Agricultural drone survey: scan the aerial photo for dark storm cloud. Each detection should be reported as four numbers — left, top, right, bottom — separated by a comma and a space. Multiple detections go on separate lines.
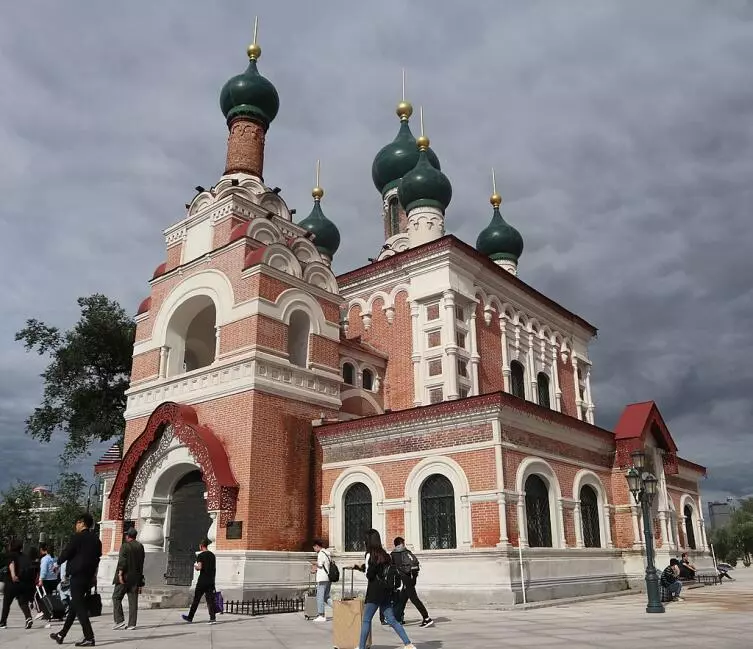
0, 2, 751, 505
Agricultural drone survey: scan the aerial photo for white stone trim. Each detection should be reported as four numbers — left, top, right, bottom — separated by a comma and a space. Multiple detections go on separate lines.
327, 466, 386, 553
404, 456, 472, 551
322, 440, 496, 470
515, 457, 565, 549
572, 469, 611, 549
679, 493, 704, 551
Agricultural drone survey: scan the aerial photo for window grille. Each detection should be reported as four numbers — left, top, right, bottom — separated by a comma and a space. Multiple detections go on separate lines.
537, 373, 551, 409
580, 485, 601, 548
510, 361, 526, 399
525, 475, 552, 547
420, 474, 456, 550
429, 387, 443, 404
344, 483, 372, 552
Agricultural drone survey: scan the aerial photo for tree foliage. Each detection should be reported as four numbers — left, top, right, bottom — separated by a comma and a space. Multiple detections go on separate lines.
16, 294, 135, 462
710, 497, 753, 566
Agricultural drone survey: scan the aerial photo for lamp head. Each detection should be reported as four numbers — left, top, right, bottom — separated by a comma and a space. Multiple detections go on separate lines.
626, 467, 641, 496
643, 472, 658, 502
631, 449, 646, 470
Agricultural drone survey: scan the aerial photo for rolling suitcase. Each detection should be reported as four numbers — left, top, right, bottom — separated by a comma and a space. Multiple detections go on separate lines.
304, 575, 318, 620
35, 585, 66, 621
333, 567, 370, 649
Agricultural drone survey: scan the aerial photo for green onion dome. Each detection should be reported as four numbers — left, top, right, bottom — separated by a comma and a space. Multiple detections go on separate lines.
298, 186, 341, 258
371, 102, 441, 195
397, 135, 452, 214
219, 42, 279, 128
476, 194, 524, 262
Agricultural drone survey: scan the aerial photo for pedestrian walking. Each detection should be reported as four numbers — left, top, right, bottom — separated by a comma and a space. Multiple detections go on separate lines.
181, 539, 217, 624
310, 539, 334, 622
0, 539, 35, 630
391, 536, 433, 627
112, 528, 145, 631
353, 529, 415, 649
39, 545, 59, 596
48, 512, 102, 647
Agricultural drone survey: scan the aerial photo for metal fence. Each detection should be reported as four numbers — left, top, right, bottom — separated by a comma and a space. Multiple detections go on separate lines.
224, 595, 305, 616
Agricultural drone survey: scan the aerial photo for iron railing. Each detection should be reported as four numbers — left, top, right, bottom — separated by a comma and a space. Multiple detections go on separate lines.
224, 595, 305, 616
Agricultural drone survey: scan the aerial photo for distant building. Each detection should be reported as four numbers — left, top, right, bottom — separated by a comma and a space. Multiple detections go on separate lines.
94, 443, 122, 517
708, 498, 739, 529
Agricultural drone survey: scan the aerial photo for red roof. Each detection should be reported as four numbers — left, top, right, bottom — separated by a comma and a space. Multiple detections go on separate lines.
244, 246, 267, 269
152, 262, 167, 279
614, 401, 677, 452
136, 296, 151, 315
337, 235, 598, 336
230, 222, 248, 243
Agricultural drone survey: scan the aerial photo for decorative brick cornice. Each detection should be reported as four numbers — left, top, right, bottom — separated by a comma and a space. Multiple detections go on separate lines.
317, 390, 614, 442
337, 235, 598, 336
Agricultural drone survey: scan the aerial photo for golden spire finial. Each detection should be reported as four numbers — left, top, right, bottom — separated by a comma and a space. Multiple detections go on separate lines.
312, 159, 324, 200
247, 16, 262, 60
490, 167, 502, 207
396, 68, 413, 121
416, 106, 430, 150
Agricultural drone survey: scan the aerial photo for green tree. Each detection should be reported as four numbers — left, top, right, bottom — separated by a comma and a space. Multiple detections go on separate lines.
16, 294, 135, 462
42, 473, 89, 552
0, 482, 38, 546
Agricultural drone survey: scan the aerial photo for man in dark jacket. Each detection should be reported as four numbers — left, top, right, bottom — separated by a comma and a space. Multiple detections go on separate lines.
49, 513, 102, 647
391, 537, 433, 627
112, 528, 145, 630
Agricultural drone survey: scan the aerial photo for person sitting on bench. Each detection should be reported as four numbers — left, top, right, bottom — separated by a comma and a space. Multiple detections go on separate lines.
679, 552, 697, 580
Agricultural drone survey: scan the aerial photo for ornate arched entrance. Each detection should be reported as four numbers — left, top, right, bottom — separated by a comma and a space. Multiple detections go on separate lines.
108, 402, 239, 580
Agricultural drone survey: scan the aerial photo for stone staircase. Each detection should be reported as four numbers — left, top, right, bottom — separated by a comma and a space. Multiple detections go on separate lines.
98, 585, 193, 610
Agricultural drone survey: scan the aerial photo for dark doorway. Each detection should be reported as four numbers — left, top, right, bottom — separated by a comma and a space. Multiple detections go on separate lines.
165, 470, 211, 586
684, 505, 696, 550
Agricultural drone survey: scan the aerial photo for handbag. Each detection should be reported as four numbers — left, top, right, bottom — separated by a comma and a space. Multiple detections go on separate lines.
86, 587, 102, 617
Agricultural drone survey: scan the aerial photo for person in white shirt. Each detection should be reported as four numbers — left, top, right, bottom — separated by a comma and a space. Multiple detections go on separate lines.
310, 539, 333, 622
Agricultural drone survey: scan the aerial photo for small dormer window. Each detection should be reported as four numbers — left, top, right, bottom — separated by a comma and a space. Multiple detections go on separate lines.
362, 368, 374, 391
342, 362, 355, 385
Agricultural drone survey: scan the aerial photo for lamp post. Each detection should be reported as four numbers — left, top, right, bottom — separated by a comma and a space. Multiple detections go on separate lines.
86, 483, 99, 513
626, 449, 664, 613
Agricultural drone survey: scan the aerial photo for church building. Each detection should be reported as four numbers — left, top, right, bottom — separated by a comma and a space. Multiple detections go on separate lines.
98, 32, 709, 606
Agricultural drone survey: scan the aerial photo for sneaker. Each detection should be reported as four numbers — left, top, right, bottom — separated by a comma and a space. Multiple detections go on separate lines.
207, 620, 217, 625
420, 618, 434, 627
0, 624, 6, 629
125, 626, 137, 630
112, 622, 127, 630
313, 615, 327, 622
26, 618, 34, 629
181, 615, 192, 623
404, 645, 417, 649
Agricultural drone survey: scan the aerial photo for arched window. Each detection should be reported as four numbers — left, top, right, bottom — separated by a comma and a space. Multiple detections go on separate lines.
510, 361, 526, 400
344, 483, 372, 552
525, 474, 552, 547
684, 504, 696, 550
387, 196, 400, 237
537, 373, 551, 409
420, 474, 456, 550
342, 363, 355, 385
287, 310, 310, 367
580, 485, 601, 548
362, 368, 374, 391
165, 295, 217, 377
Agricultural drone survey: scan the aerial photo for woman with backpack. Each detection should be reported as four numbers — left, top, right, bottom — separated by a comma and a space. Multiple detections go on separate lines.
0, 540, 34, 630
353, 529, 416, 649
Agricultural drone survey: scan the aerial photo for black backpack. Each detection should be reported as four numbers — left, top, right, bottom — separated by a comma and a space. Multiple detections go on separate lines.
327, 557, 340, 583
396, 549, 420, 577
17, 554, 36, 584
376, 559, 402, 592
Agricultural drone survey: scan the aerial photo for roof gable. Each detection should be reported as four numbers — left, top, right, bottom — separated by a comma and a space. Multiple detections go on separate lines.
614, 401, 678, 453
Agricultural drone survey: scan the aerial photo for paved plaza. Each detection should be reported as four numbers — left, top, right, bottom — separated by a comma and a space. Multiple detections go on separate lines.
2, 570, 751, 648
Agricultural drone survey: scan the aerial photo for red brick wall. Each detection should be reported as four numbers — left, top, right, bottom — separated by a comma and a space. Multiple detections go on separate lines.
131, 349, 160, 383
506, 500, 519, 546
166, 244, 182, 271
471, 502, 499, 547
346, 291, 414, 411
564, 508, 577, 547
475, 303, 505, 394
558, 354, 577, 417
386, 509, 405, 542
310, 334, 339, 369
212, 216, 247, 250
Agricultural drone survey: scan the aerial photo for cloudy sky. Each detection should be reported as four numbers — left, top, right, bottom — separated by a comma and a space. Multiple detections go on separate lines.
1, 1, 751, 507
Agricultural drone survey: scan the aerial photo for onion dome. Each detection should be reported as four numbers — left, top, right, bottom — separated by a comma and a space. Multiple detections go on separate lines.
371, 101, 441, 195
297, 166, 341, 259
476, 192, 524, 263
219, 36, 279, 129
397, 131, 452, 214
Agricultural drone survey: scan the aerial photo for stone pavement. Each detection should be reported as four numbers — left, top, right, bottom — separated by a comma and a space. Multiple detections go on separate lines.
2, 569, 751, 648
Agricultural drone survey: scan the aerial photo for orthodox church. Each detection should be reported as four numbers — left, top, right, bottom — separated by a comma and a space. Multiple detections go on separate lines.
97, 31, 710, 606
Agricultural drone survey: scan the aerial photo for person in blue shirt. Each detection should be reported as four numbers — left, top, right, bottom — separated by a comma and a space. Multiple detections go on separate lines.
38, 544, 59, 595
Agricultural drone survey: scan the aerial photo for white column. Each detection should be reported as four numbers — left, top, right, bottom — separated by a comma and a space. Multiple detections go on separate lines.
492, 420, 509, 547
442, 291, 459, 400
658, 511, 669, 549
557, 499, 567, 548
632, 505, 644, 548
604, 506, 614, 548
527, 334, 537, 402
551, 346, 562, 412
585, 368, 595, 424
517, 493, 528, 547
410, 303, 422, 406
214, 325, 221, 362
159, 346, 169, 379
469, 308, 480, 395
500, 316, 511, 392
574, 502, 584, 548
572, 355, 583, 420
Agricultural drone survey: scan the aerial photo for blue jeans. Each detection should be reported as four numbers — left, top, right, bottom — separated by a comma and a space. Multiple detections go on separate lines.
359, 601, 410, 648
316, 582, 332, 616
668, 581, 682, 598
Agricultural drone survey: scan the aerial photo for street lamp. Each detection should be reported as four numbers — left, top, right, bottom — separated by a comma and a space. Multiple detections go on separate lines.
86, 483, 99, 513
626, 449, 664, 614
